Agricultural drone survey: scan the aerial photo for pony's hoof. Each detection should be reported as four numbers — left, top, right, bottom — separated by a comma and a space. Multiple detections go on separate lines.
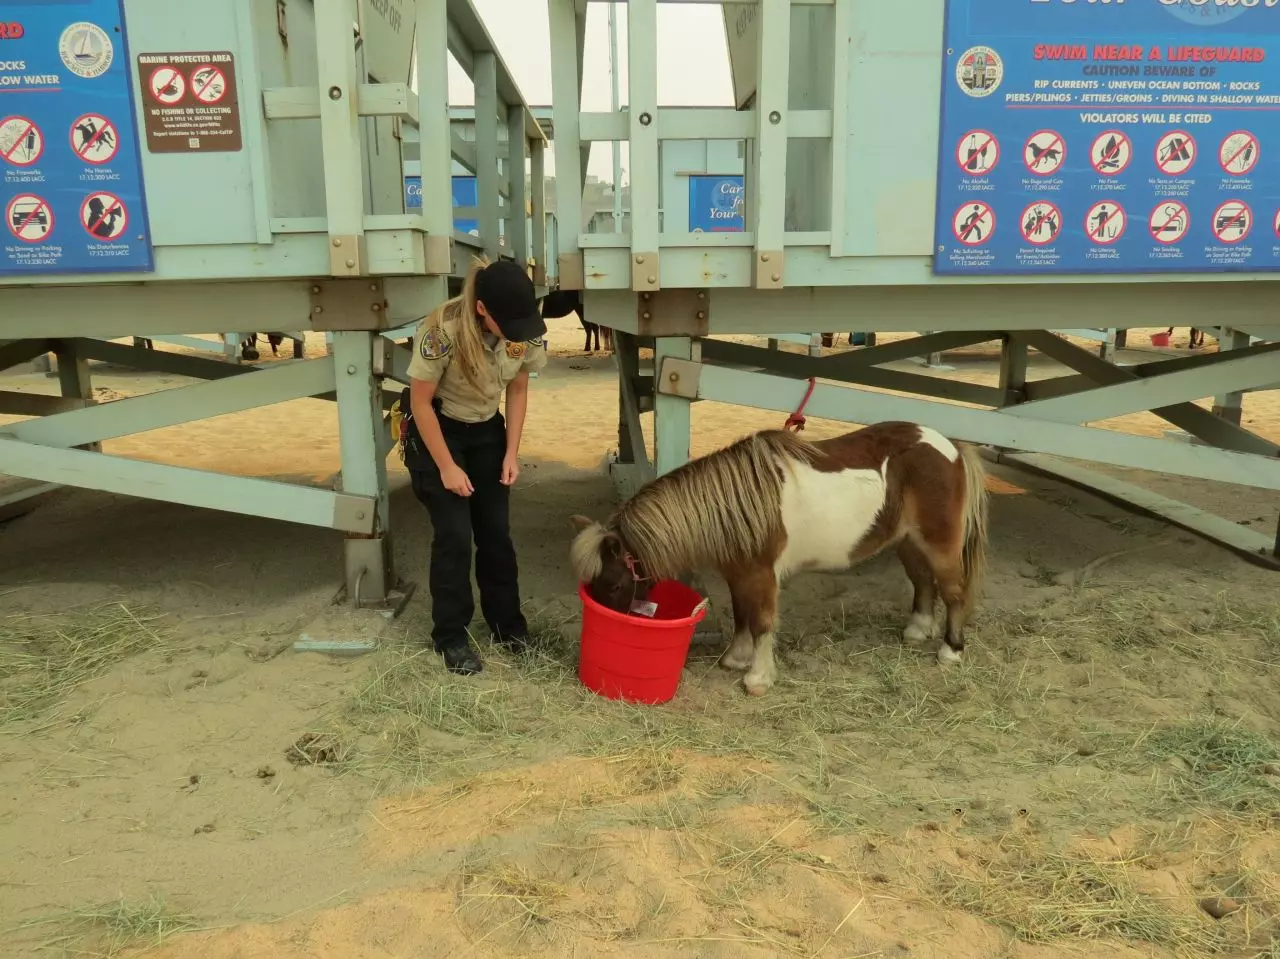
936, 644, 963, 666
903, 623, 930, 644
743, 673, 775, 696
719, 653, 753, 672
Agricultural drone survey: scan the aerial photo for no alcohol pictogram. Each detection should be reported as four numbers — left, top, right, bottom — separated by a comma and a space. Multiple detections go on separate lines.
1086, 201, 1126, 245
149, 66, 186, 105
71, 114, 119, 165
1091, 130, 1131, 176
957, 130, 999, 175
6, 194, 53, 243
1155, 131, 1196, 176
1212, 200, 1252, 244
1149, 202, 1190, 245
953, 202, 994, 246
0, 116, 44, 167
1020, 201, 1061, 246
191, 64, 228, 104
1219, 131, 1259, 176
1024, 130, 1065, 176
80, 192, 129, 241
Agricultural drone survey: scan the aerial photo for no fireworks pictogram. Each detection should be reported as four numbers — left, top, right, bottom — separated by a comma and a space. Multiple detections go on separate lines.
1219, 131, 1259, 176
149, 66, 185, 105
1212, 200, 1252, 244
1024, 130, 1065, 176
1149, 201, 1190, 245
80, 192, 129, 241
1090, 130, 1131, 176
957, 130, 999, 175
191, 64, 228, 104
71, 114, 119, 165
0, 116, 44, 168
1085, 201, 1126, 246
1155, 130, 1196, 177
5, 193, 53, 243
1020, 201, 1061, 247
953, 202, 994, 246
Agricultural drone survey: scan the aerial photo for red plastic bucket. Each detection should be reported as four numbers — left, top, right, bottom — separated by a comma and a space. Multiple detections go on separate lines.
577, 579, 708, 704
1150, 331, 1171, 347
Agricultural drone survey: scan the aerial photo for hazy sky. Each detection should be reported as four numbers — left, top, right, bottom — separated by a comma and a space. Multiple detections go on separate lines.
444, 1, 736, 183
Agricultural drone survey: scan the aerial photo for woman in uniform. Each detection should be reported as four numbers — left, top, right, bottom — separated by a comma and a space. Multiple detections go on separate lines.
402, 257, 548, 675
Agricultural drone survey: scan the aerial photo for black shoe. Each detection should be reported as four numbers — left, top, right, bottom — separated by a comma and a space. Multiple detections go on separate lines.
438, 641, 483, 675
490, 627, 530, 654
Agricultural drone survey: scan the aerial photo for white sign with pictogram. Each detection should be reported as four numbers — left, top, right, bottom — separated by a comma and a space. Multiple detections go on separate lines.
1020, 201, 1061, 246
190, 64, 228, 104
1085, 201, 1126, 246
957, 130, 999, 175
1219, 131, 1259, 176
71, 114, 120, 166
149, 66, 186, 105
1149, 201, 1190, 245
1023, 130, 1065, 176
1212, 200, 1252, 244
6, 194, 53, 243
0, 116, 44, 167
1155, 131, 1196, 177
80, 192, 129, 241
1090, 130, 1131, 176
953, 202, 994, 246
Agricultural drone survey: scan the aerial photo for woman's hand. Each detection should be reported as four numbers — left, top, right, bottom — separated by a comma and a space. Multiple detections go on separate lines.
500, 454, 520, 486
441, 463, 474, 497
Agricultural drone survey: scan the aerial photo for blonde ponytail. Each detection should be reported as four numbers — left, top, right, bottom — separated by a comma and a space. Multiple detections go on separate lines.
428, 255, 492, 392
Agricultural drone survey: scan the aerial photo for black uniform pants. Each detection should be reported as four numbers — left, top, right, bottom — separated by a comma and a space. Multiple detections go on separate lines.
409, 409, 528, 651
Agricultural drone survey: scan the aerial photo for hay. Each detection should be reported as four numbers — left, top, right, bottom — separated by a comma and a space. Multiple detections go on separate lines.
16, 894, 198, 957
1143, 719, 1280, 817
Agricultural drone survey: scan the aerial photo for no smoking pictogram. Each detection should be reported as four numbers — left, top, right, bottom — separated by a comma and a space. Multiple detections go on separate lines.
5, 193, 53, 243
1024, 130, 1065, 176
1091, 130, 1131, 176
957, 130, 999, 175
1149, 201, 1190, 245
1219, 131, 1259, 176
1212, 200, 1252, 244
953, 202, 994, 246
70, 114, 119, 165
0, 116, 44, 167
149, 66, 185, 104
1155, 131, 1196, 177
191, 64, 227, 104
81, 192, 129, 241
1085, 201, 1126, 246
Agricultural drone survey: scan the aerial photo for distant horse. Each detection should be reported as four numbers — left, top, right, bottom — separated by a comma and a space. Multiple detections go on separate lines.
540, 288, 613, 354
570, 422, 990, 696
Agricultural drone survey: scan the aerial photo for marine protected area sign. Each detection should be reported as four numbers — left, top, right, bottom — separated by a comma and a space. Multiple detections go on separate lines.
0, 0, 152, 276
688, 175, 745, 232
135, 51, 242, 153
933, 0, 1280, 276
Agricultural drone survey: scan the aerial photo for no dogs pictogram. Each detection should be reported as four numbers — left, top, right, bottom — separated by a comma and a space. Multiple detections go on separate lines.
0, 116, 44, 167
1149, 202, 1189, 245
953, 202, 994, 246
957, 130, 999, 175
6, 194, 53, 243
191, 64, 228, 104
1212, 200, 1252, 244
1155, 131, 1196, 176
71, 114, 119, 165
1219, 131, 1259, 176
1085, 201, 1126, 246
80, 192, 129, 241
1024, 130, 1065, 175
149, 66, 185, 104
1090, 130, 1131, 175
1020, 201, 1061, 246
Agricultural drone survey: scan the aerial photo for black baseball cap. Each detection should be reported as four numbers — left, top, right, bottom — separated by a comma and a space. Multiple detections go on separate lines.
474, 260, 547, 342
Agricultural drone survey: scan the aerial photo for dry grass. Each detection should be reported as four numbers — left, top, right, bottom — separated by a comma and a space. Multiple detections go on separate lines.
1142, 719, 1280, 818
15, 894, 198, 957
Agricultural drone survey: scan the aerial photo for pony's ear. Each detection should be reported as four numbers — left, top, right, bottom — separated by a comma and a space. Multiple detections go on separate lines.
601, 531, 624, 558
569, 514, 596, 532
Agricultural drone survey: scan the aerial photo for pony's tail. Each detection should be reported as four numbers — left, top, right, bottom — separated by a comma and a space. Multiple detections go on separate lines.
958, 443, 990, 601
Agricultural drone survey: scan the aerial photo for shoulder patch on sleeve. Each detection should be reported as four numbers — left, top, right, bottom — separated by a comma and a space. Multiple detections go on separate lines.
420, 326, 452, 360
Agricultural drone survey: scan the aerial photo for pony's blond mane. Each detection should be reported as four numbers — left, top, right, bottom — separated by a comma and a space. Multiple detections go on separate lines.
569, 520, 610, 584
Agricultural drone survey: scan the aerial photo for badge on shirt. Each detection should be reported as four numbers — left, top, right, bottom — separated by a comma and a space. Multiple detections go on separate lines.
505, 341, 527, 360
420, 327, 451, 360
528, 336, 544, 348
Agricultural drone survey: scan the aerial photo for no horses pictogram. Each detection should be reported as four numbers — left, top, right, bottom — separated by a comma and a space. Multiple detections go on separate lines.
71, 114, 120, 165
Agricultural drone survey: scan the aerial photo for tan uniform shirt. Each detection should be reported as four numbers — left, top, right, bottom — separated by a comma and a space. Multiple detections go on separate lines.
406, 307, 548, 423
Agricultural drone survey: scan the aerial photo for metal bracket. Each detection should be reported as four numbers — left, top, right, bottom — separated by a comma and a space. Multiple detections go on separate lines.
631, 252, 661, 292
328, 234, 367, 277
424, 234, 452, 275
754, 250, 784, 290
309, 279, 388, 331
637, 289, 710, 338
558, 252, 585, 290
655, 356, 702, 401
331, 492, 378, 535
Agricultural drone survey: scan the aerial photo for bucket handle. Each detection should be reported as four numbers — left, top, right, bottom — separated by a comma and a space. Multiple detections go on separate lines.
692, 598, 710, 617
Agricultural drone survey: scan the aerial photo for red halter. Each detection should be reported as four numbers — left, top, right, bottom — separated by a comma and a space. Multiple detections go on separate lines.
785, 377, 817, 432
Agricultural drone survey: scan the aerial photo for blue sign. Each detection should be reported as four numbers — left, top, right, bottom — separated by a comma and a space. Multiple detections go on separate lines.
934, 0, 1280, 276
689, 174, 744, 232
403, 174, 480, 235
0, 0, 153, 276
404, 174, 421, 209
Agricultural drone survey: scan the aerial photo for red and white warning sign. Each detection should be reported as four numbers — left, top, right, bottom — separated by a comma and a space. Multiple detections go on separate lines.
1149, 201, 1190, 245
80, 192, 129, 241
1219, 131, 1259, 176
190, 64, 228, 104
1090, 130, 1131, 176
1212, 200, 1252, 244
149, 66, 186, 105
1155, 131, 1196, 177
1085, 201, 1126, 246
953, 202, 994, 246
957, 130, 999, 175
70, 114, 119, 166
1274, 208, 1280, 241
1020, 201, 1061, 246
5, 193, 53, 243
1024, 130, 1065, 176
0, 116, 44, 167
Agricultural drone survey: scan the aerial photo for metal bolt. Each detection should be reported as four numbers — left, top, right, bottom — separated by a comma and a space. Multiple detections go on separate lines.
311, 285, 321, 294
639, 111, 652, 126
371, 303, 382, 312
635, 255, 645, 264
333, 238, 343, 247
642, 292, 651, 300
313, 306, 324, 314
345, 258, 355, 268
356, 511, 366, 520
329, 85, 343, 100
771, 273, 781, 282
642, 311, 651, 320
696, 311, 706, 320
769, 110, 781, 124
369, 283, 378, 292
697, 291, 705, 299
346, 364, 357, 375
760, 253, 770, 263
647, 275, 655, 284
668, 372, 679, 383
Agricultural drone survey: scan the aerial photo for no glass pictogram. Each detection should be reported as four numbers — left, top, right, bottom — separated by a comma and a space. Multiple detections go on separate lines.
1085, 201, 1126, 246
1155, 131, 1196, 176
1090, 130, 1131, 176
1020, 201, 1061, 246
1212, 200, 1252, 244
953, 202, 994, 246
6, 194, 53, 243
71, 114, 119, 165
957, 130, 999, 175
191, 64, 228, 104
1149, 202, 1190, 245
1219, 131, 1259, 176
80, 192, 129, 241
0, 116, 44, 167
1024, 130, 1065, 176
149, 66, 186, 104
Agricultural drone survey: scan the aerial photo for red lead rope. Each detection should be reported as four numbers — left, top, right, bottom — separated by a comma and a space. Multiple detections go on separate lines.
785, 377, 817, 432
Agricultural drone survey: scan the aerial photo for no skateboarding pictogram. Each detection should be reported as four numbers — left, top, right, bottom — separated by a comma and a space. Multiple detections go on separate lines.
80, 192, 129, 241
149, 66, 186, 105
958, 130, 999, 175
1020, 201, 1061, 246
1155, 131, 1196, 176
1090, 130, 1131, 176
1086, 201, 1126, 246
1219, 131, 1259, 176
1212, 200, 1252, 244
953, 202, 994, 246
0, 116, 44, 167
71, 114, 119, 165
191, 64, 228, 104
1149, 201, 1190, 245
5, 194, 53, 243
1024, 130, 1065, 176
